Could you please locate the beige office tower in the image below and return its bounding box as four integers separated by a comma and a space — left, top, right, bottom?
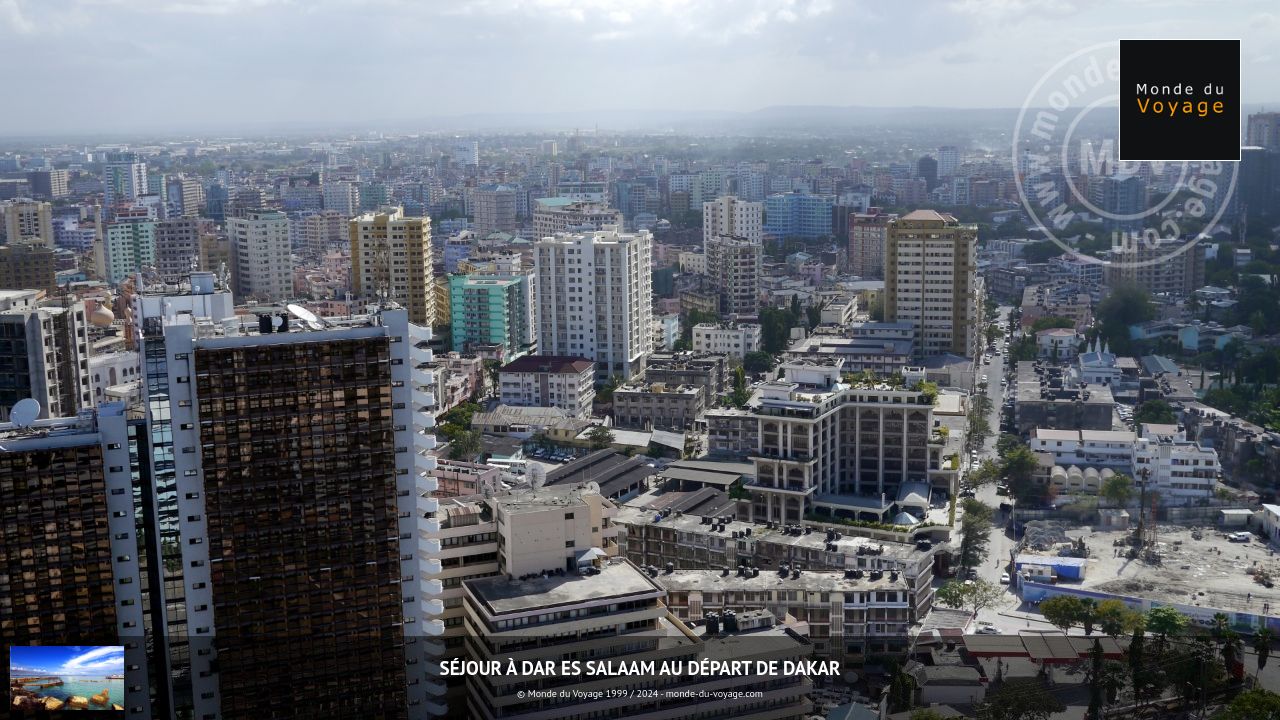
1, 198, 53, 247
705, 235, 762, 318
227, 209, 292, 302
535, 227, 652, 382
702, 195, 763, 248
884, 210, 980, 358
350, 206, 436, 326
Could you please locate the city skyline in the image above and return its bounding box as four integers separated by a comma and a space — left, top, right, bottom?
3, 0, 1280, 135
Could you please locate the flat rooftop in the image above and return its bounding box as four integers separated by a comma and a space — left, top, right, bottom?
658, 569, 907, 594
466, 560, 663, 616
1052, 526, 1280, 616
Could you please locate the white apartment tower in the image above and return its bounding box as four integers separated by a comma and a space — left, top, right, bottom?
323, 181, 360, 217
702, 195, 763, 248
535, 227, 653, 382
227, 209, 292, 302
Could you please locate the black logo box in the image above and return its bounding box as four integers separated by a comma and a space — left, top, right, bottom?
1119, 39, 1240, 162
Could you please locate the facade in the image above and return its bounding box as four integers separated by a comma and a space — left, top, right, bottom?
884, 210, 980, 358
848, 208, 894, 279
350, 206, 436, 325
153, 216, 201, 283
764, 192, 835, 238
646, 352, 729, 398
1092, 175, 1145, 232
0, 243, 57, 292
105, 220, 157, 285
613, 382, 706, 431
1104, 238, 1206, 298
0, 300, 91, 420
691, 322, 761, 359
323, 181, 360, 217
102, 153, 148, 219
165, 175, 204, 218
1030, 429, 1136, 471
705, 235, 762, 318
228, 210, 292, 302
1133, 423, 1221, 500
534, 228, 653, 382
447, 274, 534, 361
298, 209, 347, 256
26, 168, 69, 199
498, 354, 595, 418
1, 198, 53, 246
0, 403, 150, 718
531, 198, 622, 238
131, 282, 443, 719
703, 195, 764, 246
471, 184, 518, 236
1247, 111, 1280, 150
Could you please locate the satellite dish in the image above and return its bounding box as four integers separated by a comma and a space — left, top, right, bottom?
583, 481, 600, 496
9, 398, 40, 429
271, 314, 285, 329
286, 303, 327, 331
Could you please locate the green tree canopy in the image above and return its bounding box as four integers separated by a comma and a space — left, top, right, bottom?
977, 678, 1066, 720
936, 579, 1005, 616
1096, 282, 1155, 354
586, 425, 616, 450
743, 351, 775, 374
958, 498, 993, 570
1217, 688, 1280, 720
1146, 606, 1190, 645
1040, 595, 1086, 633
1133, 399, 1177, 426
1100, 473, 1135, 508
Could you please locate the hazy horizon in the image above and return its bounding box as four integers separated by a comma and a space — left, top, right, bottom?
3, 0, 1280, 136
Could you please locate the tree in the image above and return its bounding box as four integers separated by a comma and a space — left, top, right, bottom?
868, 295, 885, 322
968, 459, 1002, 488
743, 351, 774, 374
1100, 473, 1135, 508
996, 433, 1023, 457
596, 375, 622, 404
729, 366, 751, 408
1040, 595, 1086, 633
1218, 688, 1280, 720
887, 662, 914, 713
909, 711, 947, 720
1094, 599, 1142, 638
1128, 621, 1147, 706
1002, 445, 1044, 505
976, 678, 1066, 720
936, 579, 1004, 616
1146, 606, 1189, 647
1030, 316, 1075, 332
958, 499, 993, 570
1133, 399, 1177, 426
1086, 639, 1104, 720
448, 429, 482, 460
1255, 627, 1274, 678
1095, 282, 1155, 355
586, 425, 615, 450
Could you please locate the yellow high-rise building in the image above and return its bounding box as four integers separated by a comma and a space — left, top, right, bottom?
350, 207, 435, 326
885, 209, 980, 359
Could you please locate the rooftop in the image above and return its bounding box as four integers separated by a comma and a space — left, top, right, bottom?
499, 355, 593, 375
657, 568, 908, 593
465, 559, 664, 616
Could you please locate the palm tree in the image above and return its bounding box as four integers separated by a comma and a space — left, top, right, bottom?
1222, 630, 1244, 683
1254, 627, 1275, 680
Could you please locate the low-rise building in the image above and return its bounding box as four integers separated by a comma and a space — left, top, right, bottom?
498, 355, 595, 418
691, 322, 761, 359
1036, 327, 1081, 360
614, 383, 706, 431
645, 351, 729, 398
1013, 361, 1115, 435
1133, 422, 1221, 499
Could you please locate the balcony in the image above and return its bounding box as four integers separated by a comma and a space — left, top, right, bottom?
422, 558, 443, 575
411, 346, 434, 364
421, 640, 445, 657
424, 699, 448, 717
416, 412, 435, 429
415, 431, 437, 451
418, 456, 438, 472
408, 324, 432, 344
418, 495, 439, 514
424, 619, 446, 636
421, 517, 441, 534
420, 475, 439, 492
424, 598, 445, 616
412, 389, 436, 408
412, 366, 435, 386
422, 538, 442, 555
423, 679, 447, 697
420, 577, 443, 595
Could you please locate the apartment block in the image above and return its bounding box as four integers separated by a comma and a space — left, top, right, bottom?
26, 168, 69, 199
1103, 237, 1206, 298
153, 216, 200, 283
448, 273, 534, 361
884, 210, 980, 358
0, 243, 57, 292
532, 198, 623, 238
703, 195, 763, 245
692, 322, 761, 359
534, 227, 653, 382
498, 354, 595, 418
848, 208, 895, 279
350, 206, 435, 326
1, 198, 53, 246
0, 298, 91, 420
705, 235, 762, 318
227, 209, 291, 302
613, 382, 706, 431
471, 184, 518, 236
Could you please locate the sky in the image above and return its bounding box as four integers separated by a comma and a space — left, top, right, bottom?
9, 646, 126, 676
1, 0, 1279, 135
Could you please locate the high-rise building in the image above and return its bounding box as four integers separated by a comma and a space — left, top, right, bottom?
298, 209, 347, 256
535, 228, 653, 382
0, 402, 150, 717
164, 174, 205, 218
323, 180, 360, 217
1239, 146, 1280, 221
227, 209, 291, 302
916, 155, 939, 191
129, 279, 442, 718
885, 209, 980, 358
937, 146, 959, 178
849, 208, 896, 280
453, 140, 479, 167
1247, 112, 1280, 150
447, 273, 535, 361
1103, 237, 1205, 298
497, 355, 595, 417
104, 220, 157, 285
471, 184, 518, 236
0, 295, 91, 419
702, 195, 763, 247
705, 235, 762, 318
0, 243, 57, 292
153, 217, 200, 283
531, 198, 623, 238
1, 198, 53, 246
26, 168, 69, 199
1090, 174, 1145, 232
103, 152, 148, 219
764, 192, 835, 239
350, 207, 436, 326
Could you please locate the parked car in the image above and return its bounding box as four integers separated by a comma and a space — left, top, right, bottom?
1000, 572, 1011, 584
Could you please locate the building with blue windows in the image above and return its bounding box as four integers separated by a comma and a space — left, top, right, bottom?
764, 191, 835, 239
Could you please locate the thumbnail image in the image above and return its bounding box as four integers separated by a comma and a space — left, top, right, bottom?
9, 646, 125, 714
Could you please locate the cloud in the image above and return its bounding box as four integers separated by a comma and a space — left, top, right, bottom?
0, 0, 33, 33
61, 646, 125, 675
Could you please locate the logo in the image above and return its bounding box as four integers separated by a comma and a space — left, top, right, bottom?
1013, 41, 1238, 270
